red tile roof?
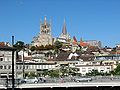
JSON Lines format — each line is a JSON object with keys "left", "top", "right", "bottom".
{"left": 0, "top": 42, "right": 5, "bottom": 46}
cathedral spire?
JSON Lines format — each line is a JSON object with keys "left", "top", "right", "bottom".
{"left": 62, "top": 19, "right": 67, "bottom": 35}
{"left": 44, "top": 16, "right": 47, "bottom": 25}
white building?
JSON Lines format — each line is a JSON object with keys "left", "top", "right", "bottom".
{"left": 16, "top": 62, "right": 57, "bottom": 77}
{"left": 75, "top": 65, "right": 112, "bottom": 75}
{"left": 0, "top": 46, "right": 16, "bottom": 78}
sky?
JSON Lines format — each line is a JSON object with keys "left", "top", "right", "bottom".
{"left": 0, "top": 0, "right": 120, "bottom": 47}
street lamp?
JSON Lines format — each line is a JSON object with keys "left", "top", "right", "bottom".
{"left": 12, "top": 36, "right": 15, "bottom": 90}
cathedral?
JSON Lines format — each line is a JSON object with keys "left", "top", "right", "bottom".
{"left": 32, "top": 17, "right": 53, "bottom": 46}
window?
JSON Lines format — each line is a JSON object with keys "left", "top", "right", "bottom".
{"left": 88, "top": 68, "right": 92, "bottom": 70}
{"left": 0, "top": 65, "right": 3, "bottom": 69}
{"left": 16, "top": 66, "right": 18, "bottom": 69}
{"left": 8, "top": 65, "right": 11, "bottom": 69}
{"left": 4, "top": 65, "right": 7, "bottom": 69}
{"left": 0, "top": 58, "right": 3, "bottom": 61}
{"left": 82, "top": 68, "right": 86, "bottom": 72}
{"left": 107, "top": 67, "right": 110, "bottom": 69}
{"left": 26, "top": 65, "right": 29, "bottom": 69}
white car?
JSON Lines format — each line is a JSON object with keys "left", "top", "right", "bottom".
{"left": 74, "top": 77, "right": 92, "bottom": 82}
{"left": 24, "top": 77, "right": 39, "bottom": 83}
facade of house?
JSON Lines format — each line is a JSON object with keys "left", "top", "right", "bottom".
{"left": 76, "top": 65, "right": 112, "bottom": 75}
{"left": 0, "top": 46, "right": 16, "bottom": 78}
{"left": 16, "top": 62, "right": 57, "bottom": 77}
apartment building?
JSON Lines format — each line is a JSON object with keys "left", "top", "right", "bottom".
{"left": 0, "top": 46, "right": 16, "bottom": 78}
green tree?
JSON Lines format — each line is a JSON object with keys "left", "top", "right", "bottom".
{"left": 30, "top": 46, "right": 36, "bottom": 51}
{"left": 26, "top": 72, "right": 38, "bottom": 78}
{"left": 48, "top": 70, "right": 59, "bottom": 77}
{"left": 13, "top": 41, "right": 25, "bottom": 59}
{"left": 58, "top": 64, "right": 78, "bottom": 77}
{"left": 45, "top": 45, "right": 54, "bottom": 50}
{"left": 14, "top": 41, "right": 24, "bottom": 51}
{"left": 114, "top": 64, "right": 120, "bottom": 75}
{"left": 46, "top": 51, "right": 53, "bottom": 57}
{"left": 54, "top": 41, "right": 62, "bottom": 49}
{"left": 54, "top": 41, "right": 62, "bottom": 54}
{"left": 86, "top": 69, "right": 101, "bottom": 76}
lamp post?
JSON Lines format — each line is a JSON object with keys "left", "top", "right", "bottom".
{"left": 12, "top": 36, "right": 15, "bottom": 90}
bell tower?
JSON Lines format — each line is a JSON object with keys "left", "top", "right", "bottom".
{"left": 40, "top": 16, "right": 51, "bottom": 35}
{"left": 32, "top": 16, "right": 53, "bottom": 46}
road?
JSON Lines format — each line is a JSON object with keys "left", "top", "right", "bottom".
{"left": 17, "top": 82, "right": 120, "bottom": 88}
{"left": 1, "top": 76, "right": 120, "bottom": 89}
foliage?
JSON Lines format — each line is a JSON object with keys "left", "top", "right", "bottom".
{"left": 54, "top": 41, "right": 62, "bottom": 49}
{"left": 13, "top": 41, "right": 24, "bottom": 51}
{"left": 86, "top": 69, "right": 111, "bottom": 76}
{"left": 86, "top": 69, "right": 101, "bottom": 76}
{"left": 59, "top": 64, "right": 79, "bottom": 77}
{"left": 46, "top": 51, "right": 53, "bottom": 57}
{"left": 42, "top": 70, "right": 49, "bottom": 76}
{"left": 30, "top": 45, "right": 55, "bottom": 51}
{"left": 25, "top": 72, "right": 38, "bottom": 78}
{"left": 13, "top": 41, "right": 25, "bottom": 59}
{"left": 114, "top": 64, "right": 120, "bottom": 75}
{"left": 48, "top": 70, "right": 60, "bottom": 77}
{"left": 30, "top": 46, "right": 36, "bottom": 51}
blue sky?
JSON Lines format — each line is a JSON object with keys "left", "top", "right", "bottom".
{"left": 0, "top": 0, "right": 120, "bottom": 47}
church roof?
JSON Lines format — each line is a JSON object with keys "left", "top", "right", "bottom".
{"left": 72, "top": 36, "right": 78, "bottom": 45}
{"left": 62, "top": 20, "right": 67, "bottom": 35}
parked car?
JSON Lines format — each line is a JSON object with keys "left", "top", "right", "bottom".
{"left": 38, "top": 77, "right": 46, "bottom": 82}
{"left": 19, "top": 77, "right": 39, "bottom": 84}
{"left": 74, "top": 77, "right": 92, "bottom": 82}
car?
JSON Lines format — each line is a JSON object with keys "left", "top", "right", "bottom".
{"left": 74, "top": 77, "right": 92, "bottom": 82}
{"left": 18, "top": 77, "right": 39, "bottom": 84}
{"left": 18, "top": 79, "right": 26, "bottom": 84}
{"left": 38, "top": 77, "right": 46, "bottom": 82}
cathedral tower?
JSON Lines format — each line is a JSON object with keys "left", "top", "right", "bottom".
{"left": 32, "top": 17, "right": 53, "bottom": 46}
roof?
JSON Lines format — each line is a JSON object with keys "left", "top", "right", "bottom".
{"left": 79, "top": 55, "right": 95, "bottom": 61}
{"left": 56, "top": 52, "right": 70, "bottom": 61}
{"left": 0, "top": 42, "right": 5, "bottom": 46}
{"left": 0, "top": 46, "right": 16, "bottom": 51}
{"left": 79, "top": 41, "right": 88, "bottom": 47}
{"left": 72, "top": 36, "right": 78, "bottom": 45}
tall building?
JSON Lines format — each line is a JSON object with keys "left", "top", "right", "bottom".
{"left": 32, "top": 17, "right": 53, "bottom": 46}
{"left": 57, "top": 19, "right": 70, "bottom": 43}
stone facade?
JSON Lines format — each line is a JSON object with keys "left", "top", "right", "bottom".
{"left": 32, "top": 17, "right": 53, "bottom": 46}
